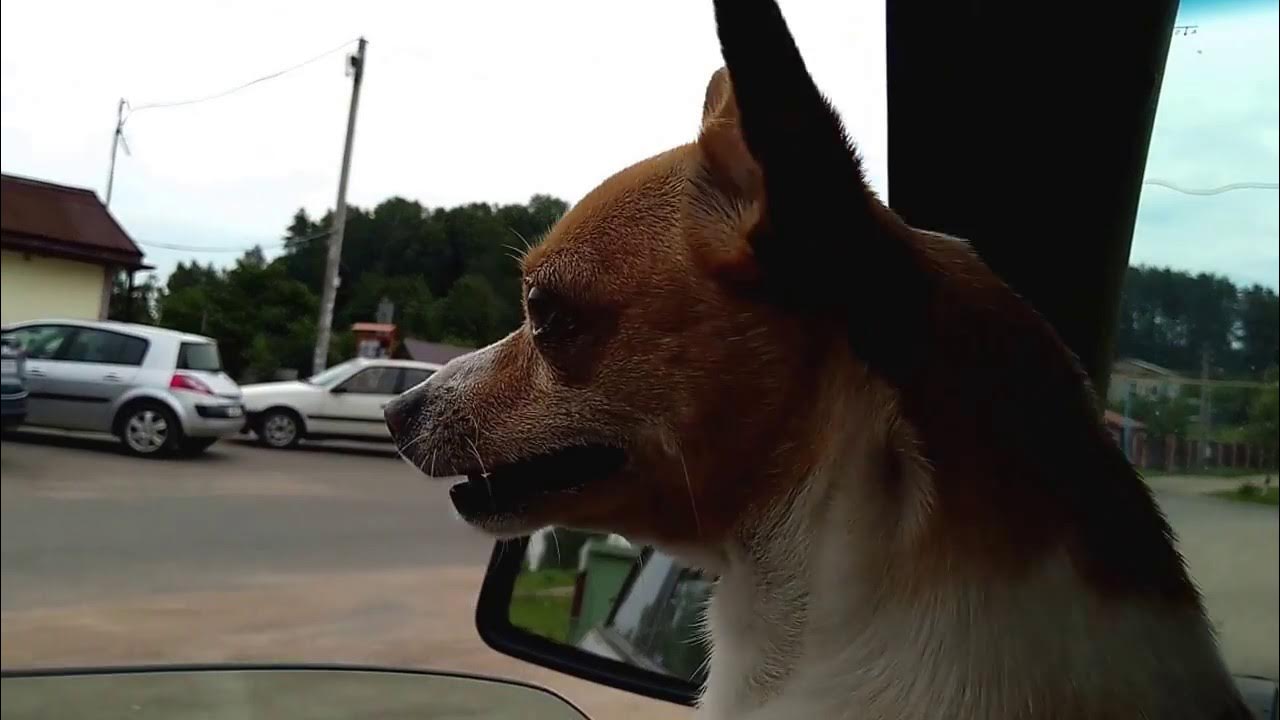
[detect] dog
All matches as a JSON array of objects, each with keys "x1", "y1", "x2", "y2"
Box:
[{"x1": 385, "y1": 1, "x2": 1250, "y2": 717}]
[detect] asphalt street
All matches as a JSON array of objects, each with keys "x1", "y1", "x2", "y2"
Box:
[{"x1": 1, "y1": 428, "x2": 1275, "y2": 718}]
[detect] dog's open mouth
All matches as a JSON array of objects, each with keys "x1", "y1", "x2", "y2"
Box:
[{"x1": 448, "y1": 443, "x2": 627, "y2": 519}]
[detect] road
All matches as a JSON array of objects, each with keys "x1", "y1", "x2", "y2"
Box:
[
  {"x1": 1, "y1": 430, "x2": 1276, "y2": 714},
  {"x1": 0, "y1": 431, "x2": 684, "y2": 719},
  {"x1": 1, "y1": 432, "x2": 486, "y2": 610}
]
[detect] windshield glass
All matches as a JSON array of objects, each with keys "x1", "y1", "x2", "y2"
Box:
[{"x1": 305, "y1": 360, "x2": 359, "y2": 386}]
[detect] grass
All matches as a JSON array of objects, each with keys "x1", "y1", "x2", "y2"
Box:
[
  {"x1": 509, "y1": 568, "x2": 578, "y2": 643},
  {"x1": 513, "y1": 568, "x2": 577, "y2": 594},
  {"x1": 1210, "y1": 483, "x2": 1279, "y2": 506}
]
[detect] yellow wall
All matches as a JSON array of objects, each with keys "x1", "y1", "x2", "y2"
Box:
[{"x1": 1, "y1": 249, "x2": 108, "y2": 325}]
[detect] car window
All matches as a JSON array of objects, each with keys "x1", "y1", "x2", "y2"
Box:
[
  {"x1": 398, "y1": 368, "x2": 434, "y2": 392},
  {"x1": 305, "y1": 360, "x2": 360, "y2": 387},
  {"x1": 58, "y1": 329, "x2": 149, "y2": 366},
  {"x1": 177, "y1": 342, "x2": 222, "y2": 372},
  {"x1": 336, "y1": 366, "x2": 400, "y2": 394},
  {"x1": 2, "y1": 325, "x2": 75, "y2": 360},
  {"x1": 1110, "y1": 0, "x2": 1278, "y2": 681}
]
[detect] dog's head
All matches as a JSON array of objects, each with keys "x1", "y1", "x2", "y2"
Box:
[{"x1": 386, "y1": 2, "x2": 883, "y2": 546}]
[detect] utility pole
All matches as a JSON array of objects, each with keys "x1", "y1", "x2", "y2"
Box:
[
  {"x1": 105, "y1": 98, "x2": 126, "y2": 207},
  {"x1": 1197, "y1": 345, "x2": 1212, "y2": 469},
  {"x1": 312, "y1": 37, "x2": 367, "y2": 375}
]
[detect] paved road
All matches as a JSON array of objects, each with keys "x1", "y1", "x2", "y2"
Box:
[
  {"x1": 1, "y1": 429, "x2": 1275, "y2": 712},
  {"x1": 0, "y1": 430, "x2": 681, "y2": 719},
  {"x1": 1, "y1": 431, "x2": 489, "y2": 610}
]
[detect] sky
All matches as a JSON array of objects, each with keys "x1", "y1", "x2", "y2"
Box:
[{"x1": 1, "y1": 0, "x2": 1275, "y2": 289}]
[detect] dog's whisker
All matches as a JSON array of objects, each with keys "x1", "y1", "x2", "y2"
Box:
[
  {"x1": 397, "y1": 432, "x2": 433, "y2": 458},
  {"x1": 464, "y1": 436, "x2": 494, "y2": 511},
  {"x1": 675, "y1": 441, "x2": 703, "y2": 539}
]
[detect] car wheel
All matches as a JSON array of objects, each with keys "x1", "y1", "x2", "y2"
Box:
[
  {"x1": 258, "y1": 409, "x2": 302, "y2": 449},
  {"x1": 119, "y1": 401, "x2": 182, "y2": 457},
  {"x1": 180, "y1": 437, "x2": 219, "y2": 456}
]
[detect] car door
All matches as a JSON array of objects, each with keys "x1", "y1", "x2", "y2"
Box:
[
  {"x1": 0, "y1": 324, "x2": 77, "y2": 428},
  {"x1": 316, "y1": 365, "x2": 401, "y2": 438},
  {"x1": 40, "y1": 327, "x2": 148, "y2": 431}
]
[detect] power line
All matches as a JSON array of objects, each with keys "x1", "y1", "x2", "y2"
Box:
[
  {"x1": 1143, "y1": 179, "x2": 1280, "y2": 196},
  {"x1": 137, "y1": 228, "x2": 330, "y2": 254},
  {"x1": 122, "y1": 38, "x2": 361, "y2": 121}
]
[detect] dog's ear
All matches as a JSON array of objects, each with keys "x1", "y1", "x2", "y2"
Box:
[
  {"x1": 698, "y1": 66, "x2": 763, "y2": 203},
  {"x1": 709, "y1": 0, "x2": 912, "y2": 318}
]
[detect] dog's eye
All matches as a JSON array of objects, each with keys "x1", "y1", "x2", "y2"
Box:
[{"x1": 526, "y1": 286, "x2": 570, "y2": 339}]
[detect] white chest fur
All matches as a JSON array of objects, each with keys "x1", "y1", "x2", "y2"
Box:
[{"x1": 689, "y1": 466, "x2": 1238, "y2": 720}]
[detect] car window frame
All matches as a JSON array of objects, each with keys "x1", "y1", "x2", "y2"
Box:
[{"x1": 54, "y1": 327, "x2": 150, "y2": 367}]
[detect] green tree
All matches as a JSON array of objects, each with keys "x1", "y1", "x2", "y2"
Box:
[
  {"x1": 1116, "y1": 390, "x2": 1198, "y2": 441},
  {"x1": 440, "y1": 274, "x2": 501, "y2": 345},
  {"x1": 1246, "y1": 367, "x2": 1279, "y2": 474},
  {"x1": 108, "y1": 271, "x2": 161, "y2": 325},
  {"x1": 150, "y1": 194, "x2": 570, "y2": 374},
  {"x1": 1238, "y1": 286, "x2": 1280, "y2": 377}
]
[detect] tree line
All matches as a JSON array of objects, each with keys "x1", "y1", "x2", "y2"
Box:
[
  {"x1": 112, "y1": 199, "x2": 1278, "y2": 396},
  {"x1": 112, "y1": 194, "x2": 568, "y2": 381},
  {"x1": 1114, "y1": 265, "x2": 1278, "y2": 379}
]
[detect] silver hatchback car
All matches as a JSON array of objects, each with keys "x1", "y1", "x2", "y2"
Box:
[{"x1": 0, "y1": 319, "x2": 244, "y2": 457}]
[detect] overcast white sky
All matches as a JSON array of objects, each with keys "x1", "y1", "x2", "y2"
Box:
[{"x1": 1, "y1": 0, "x2": 1276, "y2": 289}]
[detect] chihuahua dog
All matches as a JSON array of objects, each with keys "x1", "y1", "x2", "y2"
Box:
[{"x1": 386, "y1": 1, "x2": 1249, "y2": 718}]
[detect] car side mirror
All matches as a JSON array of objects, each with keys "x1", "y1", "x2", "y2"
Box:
[
  {"x1": 329, "y1": 386, "x2": 347, "y2": 394},
  {"x1": 475, "y1": 530, "x2": 705, "y2": 708}
]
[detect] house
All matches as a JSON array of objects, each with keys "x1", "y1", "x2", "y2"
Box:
[
  {"x1": 1, "y1": 173, "x2": 148, "y2": 325},
  {"x1": 400, "y1": 337, "x2": 473, "y2": 365},
  {"x1": 1107, "y1": 357, "x2": 1190, "y2": 405},
  {"x1": 352, "y1": 322, "x2": 398, "y2": 358}
]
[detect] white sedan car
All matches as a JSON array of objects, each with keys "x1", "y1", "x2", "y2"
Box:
[{"x1": 241, "y1": 358, "x2": 442, "y2": 448}]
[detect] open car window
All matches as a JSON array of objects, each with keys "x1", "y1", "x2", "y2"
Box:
[{"x1": 1110, "y1": 0, "x2": 1278, "y2": 681}]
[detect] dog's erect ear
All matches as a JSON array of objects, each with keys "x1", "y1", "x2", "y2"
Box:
[
  {"x1": 709, "y1": 0, "x2": 918, "y2": 319},
  {"x1": 710, "y1": 0, "x2": 869, "y2": 214},
  {"x1": 698, "y1": 66, "x2": 762, "y2": 202}
]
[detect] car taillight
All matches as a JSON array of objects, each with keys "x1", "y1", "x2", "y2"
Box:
[{"x1": 170, "y1": 373, "x2": 213, "y2": 395}]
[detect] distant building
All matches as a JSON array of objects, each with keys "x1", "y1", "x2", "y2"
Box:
[
  {"x1": 351, "y1": 322, "x2": 398, "y2": 358},
  {"x1": 1107, "y1": 357, "x2": 1190, "y2": 405},
  {"x1": 400, "y1": 337, "x2": 473, "y2": 365},
  {"x1": 1, "y1": 173, "x2": 148, "y2": 325}
]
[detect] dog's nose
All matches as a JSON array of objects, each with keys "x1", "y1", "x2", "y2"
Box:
[{"x1": 383, "y1": 391, "x2": 418, "y2": 437}]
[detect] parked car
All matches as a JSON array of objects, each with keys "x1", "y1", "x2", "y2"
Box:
[
  {"x1": 0, "y1": 320, "x2": 244, "y2": 456},
  {"x1": 1, "y1": 336, "x2": 28, "y2": 429},
  {"x1": 241, "y1": 357, "x2": 443, "y2": 449}
]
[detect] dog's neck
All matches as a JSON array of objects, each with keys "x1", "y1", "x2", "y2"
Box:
[{"x1": 678, "y1": 387, "x2": 1238, "y2": 720}]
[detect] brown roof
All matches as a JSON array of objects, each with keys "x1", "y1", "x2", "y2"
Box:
[
  {"x1": 1, "y1": 173, "x2": 147, "y2": 269},
  {"x1": 402, "y1": 337, "x2": 474, "y2": 365},
  {"x1": 352, "y1": 322, "x2": 397, "y2": 334}
]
